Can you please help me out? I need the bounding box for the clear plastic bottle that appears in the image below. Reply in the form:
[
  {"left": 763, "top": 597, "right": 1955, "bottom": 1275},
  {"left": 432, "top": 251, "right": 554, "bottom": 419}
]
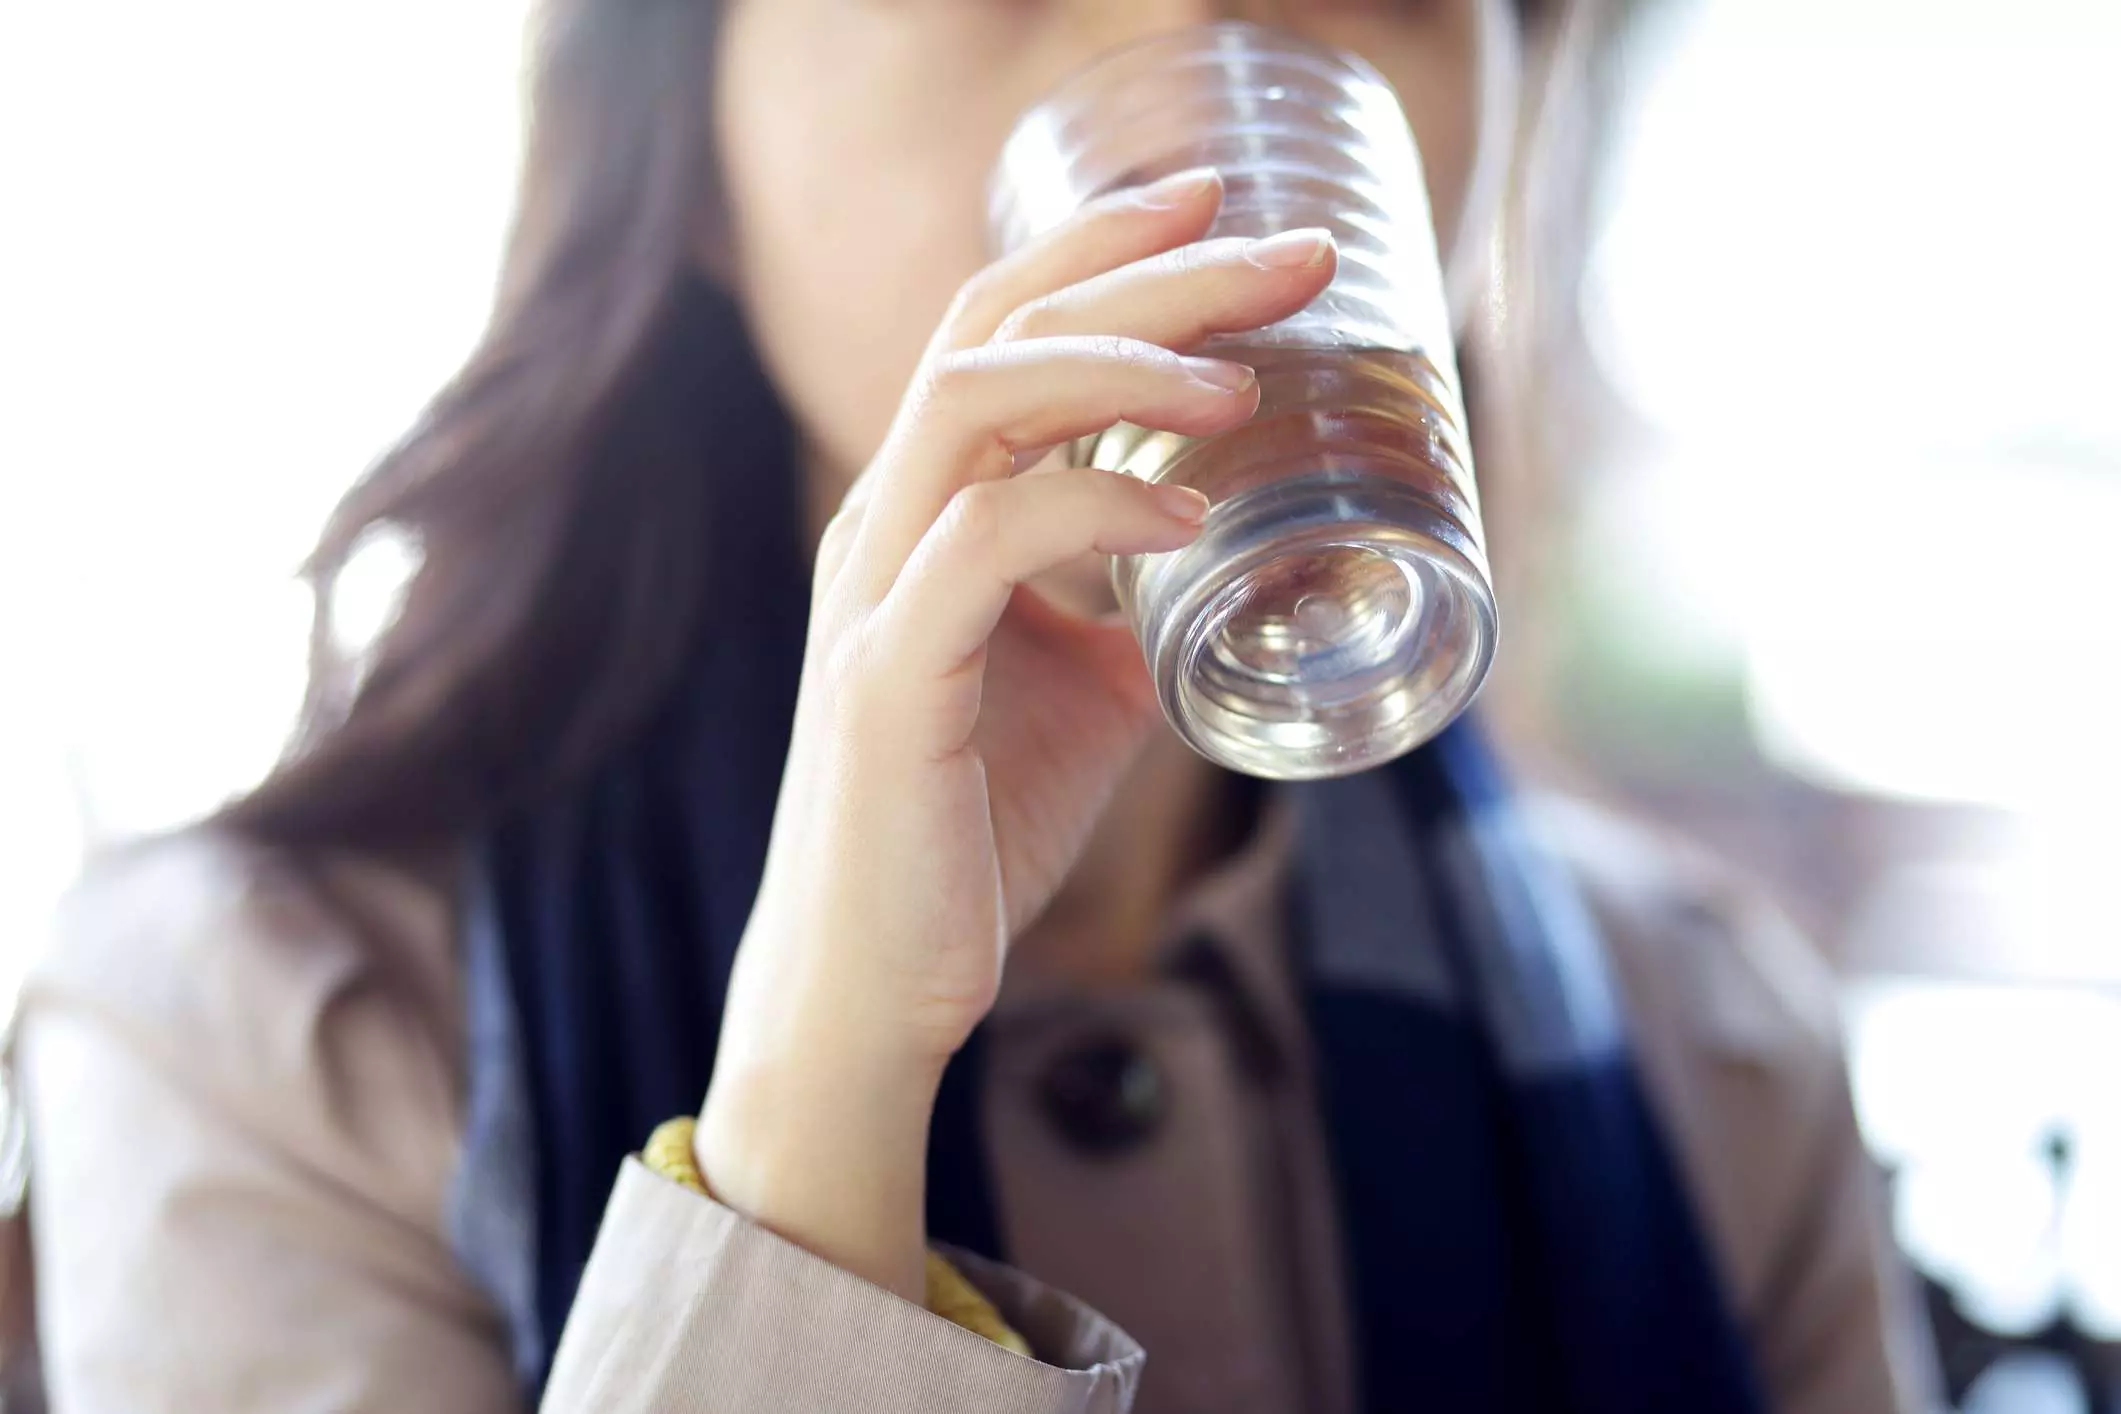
[{"left": 990, "top": 21, "right": 1497, "bottom": 780}]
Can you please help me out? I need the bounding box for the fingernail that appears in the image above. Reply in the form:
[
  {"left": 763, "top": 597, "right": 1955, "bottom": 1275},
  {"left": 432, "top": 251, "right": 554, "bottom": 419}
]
[
  {"left": 1245, "top": 228, "right": 1335, "bottom": 270},
  {"left": 1151, "top": 482, "right": 1211, "bottom": 523},
  {"left": 1180, "top": 356, "right": 1256, "bottom": 394},
  {"left": 1132, "top": 167, "right": 1220, "bottom": 209}
]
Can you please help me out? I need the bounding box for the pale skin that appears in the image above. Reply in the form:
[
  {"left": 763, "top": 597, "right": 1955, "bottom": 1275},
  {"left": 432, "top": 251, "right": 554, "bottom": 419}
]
[{"left": 697, "top": 0, "right": 1526, "bottom": 1304}]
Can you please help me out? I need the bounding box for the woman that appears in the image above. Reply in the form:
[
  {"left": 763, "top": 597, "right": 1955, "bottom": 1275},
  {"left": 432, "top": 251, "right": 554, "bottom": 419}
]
[{"left": 13, "top": 1, "right": 1935, "bottom": 1411}]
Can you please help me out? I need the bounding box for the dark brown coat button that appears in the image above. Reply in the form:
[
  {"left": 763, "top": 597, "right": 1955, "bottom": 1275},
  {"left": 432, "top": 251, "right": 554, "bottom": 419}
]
[{"left": 1037, "top": 1034, "right": 1166, "bottom": 1158}]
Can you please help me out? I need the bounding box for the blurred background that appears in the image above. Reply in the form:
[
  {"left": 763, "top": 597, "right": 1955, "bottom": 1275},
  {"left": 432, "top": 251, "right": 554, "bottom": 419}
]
[{"left": 2, "top": 1, "right": 2115, "bottom": 1409}]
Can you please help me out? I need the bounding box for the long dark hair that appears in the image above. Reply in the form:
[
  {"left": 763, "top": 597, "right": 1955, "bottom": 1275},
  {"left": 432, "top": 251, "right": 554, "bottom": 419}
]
[
  {"left": 226, "top": 0, "right": 759, "bottom": 849},
  {"left": 228, "top": 0, "right": 1627, "bottom": 854}
]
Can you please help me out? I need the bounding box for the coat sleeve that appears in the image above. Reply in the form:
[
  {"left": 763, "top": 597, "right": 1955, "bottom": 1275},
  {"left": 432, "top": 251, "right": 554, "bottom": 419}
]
[
  {"left": 1544, "top": 800, "right": 1943, "bottom": 1414},
  {"left": 18, "top": 834, "right": 521, "bottom": 1413},
  {"left": 18, "top": 833, "right": 1143, "bottom": 1414},
  {"left": 543, "top": 1160, "right": 1141, "bottom": 1412},
  {"left": 1734, "top": 1038, "right": 1940, "bottom": 1414}
]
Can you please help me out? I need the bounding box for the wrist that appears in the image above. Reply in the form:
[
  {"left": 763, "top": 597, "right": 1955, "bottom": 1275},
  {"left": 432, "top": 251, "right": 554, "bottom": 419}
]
[{"left": 696, "top": 1032, "right": 946, "bottom": 1302}]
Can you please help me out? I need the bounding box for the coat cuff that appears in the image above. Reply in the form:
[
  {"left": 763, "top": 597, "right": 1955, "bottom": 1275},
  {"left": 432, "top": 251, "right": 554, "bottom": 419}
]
[{"left": 542, "top": 1158, "right": 1143, "bottom": 1413}]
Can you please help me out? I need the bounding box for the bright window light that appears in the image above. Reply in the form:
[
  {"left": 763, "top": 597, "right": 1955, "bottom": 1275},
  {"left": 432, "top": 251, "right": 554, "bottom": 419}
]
[
  {"left": 1583, "top": 0, "right": 2121, "bottom": 811},
  {"left": 0, "top": 4, "right": 529, "bottom": 980}
]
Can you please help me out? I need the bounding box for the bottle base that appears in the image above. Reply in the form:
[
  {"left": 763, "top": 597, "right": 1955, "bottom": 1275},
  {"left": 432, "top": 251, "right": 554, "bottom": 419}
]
[{"left": 1131, "top": 470, "right": 1497, "bottom": 780}]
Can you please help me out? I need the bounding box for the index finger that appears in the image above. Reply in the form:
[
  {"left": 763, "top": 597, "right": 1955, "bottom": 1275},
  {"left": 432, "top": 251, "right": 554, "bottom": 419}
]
[{"left": 931, "top": 167, "right": 1225, "bottom": 355}]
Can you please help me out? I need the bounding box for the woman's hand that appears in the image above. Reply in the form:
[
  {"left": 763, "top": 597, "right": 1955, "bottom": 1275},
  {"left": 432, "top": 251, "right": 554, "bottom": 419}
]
[{"left": 697, "top": 169, "right": 1336, "bottom": 1298}]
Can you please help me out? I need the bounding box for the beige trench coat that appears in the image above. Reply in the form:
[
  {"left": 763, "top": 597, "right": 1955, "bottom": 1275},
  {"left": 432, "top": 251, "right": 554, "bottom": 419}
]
[{"left": 0, "top": 800, "right": 1938, "bottom": 1412}]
